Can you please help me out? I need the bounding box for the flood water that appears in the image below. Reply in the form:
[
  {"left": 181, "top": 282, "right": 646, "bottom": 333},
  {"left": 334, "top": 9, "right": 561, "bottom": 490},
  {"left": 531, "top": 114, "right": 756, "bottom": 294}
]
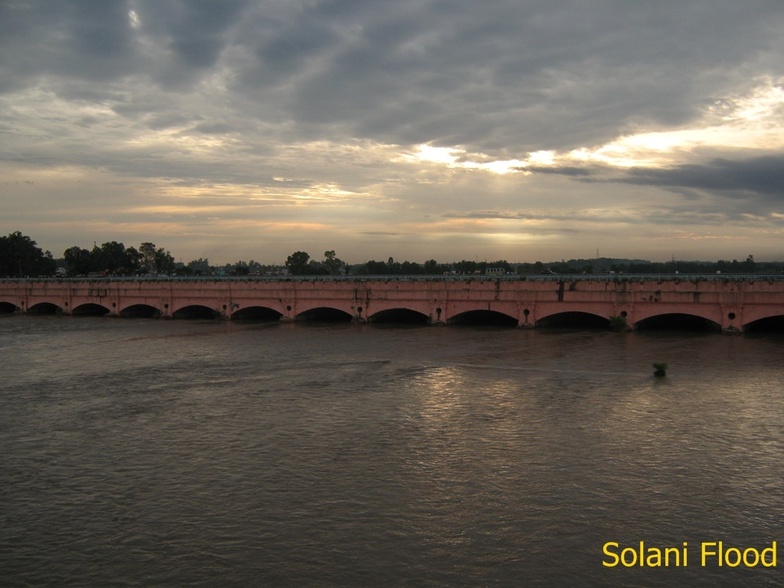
[{"left": 2, "top": 315, "right": 784, "bottom": 587}]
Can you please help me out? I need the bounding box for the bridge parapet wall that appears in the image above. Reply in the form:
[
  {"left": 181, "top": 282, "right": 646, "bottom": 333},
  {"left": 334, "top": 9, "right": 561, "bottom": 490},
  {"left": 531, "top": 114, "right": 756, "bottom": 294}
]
[{"left": 1, "top": 277, "right": 783, "bottom": 331}]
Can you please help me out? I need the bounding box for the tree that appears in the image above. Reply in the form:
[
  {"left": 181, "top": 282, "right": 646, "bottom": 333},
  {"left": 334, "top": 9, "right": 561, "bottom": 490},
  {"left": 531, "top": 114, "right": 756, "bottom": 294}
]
[
  {"left": 139, "top": 242, "right": 157, "bottom": 274},
  {"left": 424, "top": 259, "right": 441, "bottom": 274},
  {"left": 154, "top": 247, "right": 175, "bottom": 274},
  {"left": 285, "top": 251, "right": 311, "bottom": 275},
  {"left": 453, "top": 260, "right": 480, "bottom": 274},
  {"left": 232, "top": 261, "right": 250, "bottom": 275},
  {"left": 0, "top": 231, "right": 56, "bottom": 277},
  {"left": 400, "top": 261, "right": 422, "bottom": 274},
  {"left": 387, "top": 257, "right": 402, "bottom": 274},
  {"left": 360, "top": 260, "right": 388, "bottom": 274},
  {"left": 186, "top": 258, "right": 211, "bottom": 275},
  {"left": 247, "top": 260, "right": 263, "bottom": 275},
  {"left": 90, "top": 241, "right": 141, "bottom": 275},
  {"left": 139, "top": 242, "right": 175, "bottom": 274},
  {"left": 323, "top": 250, "right": 345, "bottom": 275},
  {"left": 63, "top": 246, "right": 93, "bottom": 276}
]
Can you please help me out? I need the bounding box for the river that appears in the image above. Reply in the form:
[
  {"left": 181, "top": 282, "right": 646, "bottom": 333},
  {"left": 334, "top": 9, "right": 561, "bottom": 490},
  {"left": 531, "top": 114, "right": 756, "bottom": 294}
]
[{"left": 1, "top": 316, "right": 783, "bottom": 587}]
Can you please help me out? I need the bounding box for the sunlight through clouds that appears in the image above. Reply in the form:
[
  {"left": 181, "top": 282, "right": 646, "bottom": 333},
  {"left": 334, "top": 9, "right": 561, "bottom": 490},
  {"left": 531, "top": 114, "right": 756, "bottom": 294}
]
[
  {"left": 1, "top": 2, "right": 783, "bottom": 263},
  {"left": 411, "top": 79, "right": 784, "bottom": 175},
  {"left": 564, "top": 78, "right": 784, "bottom": 168},
  {"left": 404, "top": 145, "right": 529, "bottom": 175}
]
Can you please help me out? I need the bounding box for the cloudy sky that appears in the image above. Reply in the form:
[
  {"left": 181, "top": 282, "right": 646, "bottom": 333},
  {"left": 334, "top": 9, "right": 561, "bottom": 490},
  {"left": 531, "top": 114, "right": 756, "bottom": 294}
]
[{"left": 2, "top": 0, "right": 783, "bottom": 264}]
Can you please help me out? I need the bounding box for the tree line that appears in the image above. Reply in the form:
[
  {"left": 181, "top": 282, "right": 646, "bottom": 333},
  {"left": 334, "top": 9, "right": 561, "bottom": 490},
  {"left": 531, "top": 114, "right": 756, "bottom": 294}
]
[
  {"left": 0, "top": 231, "right": 782, "bottom": 278},
  {"left": 0, "top": 232, "right": 56, "bottom": 278},
  {"left": 63, "top": 241, "right": 175, "bottom": 276},
  {"left": 0, "top": 232, "right": 175, "bottom": 277},
  {"left": 283, "top": 252, "right": 514, "bottom": 276}
]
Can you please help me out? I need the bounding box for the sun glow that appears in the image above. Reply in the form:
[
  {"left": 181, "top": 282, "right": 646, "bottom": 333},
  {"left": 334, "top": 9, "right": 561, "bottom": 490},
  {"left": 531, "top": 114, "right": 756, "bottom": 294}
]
[
  {"left": 564, "top": 78, "right": 784, "bottom": 168},
  {"left": 404, "top": 79, "right": 784, "bottom": 175},
  {"left": 407, "top": 144, "right": 528, "bottom": 174},
  {"left": 724, "top": 82, "right": 784, "bottom": 123}
]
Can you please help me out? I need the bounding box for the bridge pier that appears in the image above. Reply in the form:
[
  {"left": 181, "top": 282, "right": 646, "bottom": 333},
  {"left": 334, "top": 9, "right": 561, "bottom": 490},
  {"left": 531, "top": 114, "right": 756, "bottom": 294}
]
[
  {"left": 721, "top": 306, "right": 741, "bottom": 333},
  {"left": 517, "top": 307, "right": 533, "bottom": 328}
]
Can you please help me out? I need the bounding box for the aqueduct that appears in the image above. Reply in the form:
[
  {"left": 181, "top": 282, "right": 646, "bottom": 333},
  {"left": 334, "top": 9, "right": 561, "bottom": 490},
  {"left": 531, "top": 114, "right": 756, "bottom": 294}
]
[{"left": 2, "top": 276, "right": 784, "bottom": 332}]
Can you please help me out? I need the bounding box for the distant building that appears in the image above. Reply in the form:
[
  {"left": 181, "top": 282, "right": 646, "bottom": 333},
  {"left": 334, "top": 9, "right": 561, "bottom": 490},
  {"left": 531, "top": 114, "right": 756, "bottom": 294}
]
[{"left": 485, "top": 267, "right": 505, "bottom": 276}]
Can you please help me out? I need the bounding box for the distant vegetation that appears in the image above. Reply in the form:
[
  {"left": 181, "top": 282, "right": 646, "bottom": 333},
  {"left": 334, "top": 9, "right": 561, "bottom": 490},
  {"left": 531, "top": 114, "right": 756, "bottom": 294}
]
[
  {"left": 63, "top": 241, "right": 175, "bottom": 277},
  {"left": 0, "top": 231, "right": 55, "bottom": 278},
  {"left": 1, "top": 231, "right": 782, "bottom": 278}
]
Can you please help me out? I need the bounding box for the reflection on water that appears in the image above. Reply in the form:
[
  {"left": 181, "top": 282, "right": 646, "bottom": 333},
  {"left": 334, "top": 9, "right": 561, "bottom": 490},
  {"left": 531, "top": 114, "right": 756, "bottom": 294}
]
[{"left": 1, "top": 316, "right": 783, "bottom": 587}]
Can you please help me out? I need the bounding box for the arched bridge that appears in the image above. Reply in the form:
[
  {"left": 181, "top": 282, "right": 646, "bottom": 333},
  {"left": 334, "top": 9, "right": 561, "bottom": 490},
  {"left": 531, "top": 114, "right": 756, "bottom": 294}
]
[{"left": 2, "top": 276, "right": 784, "bottom": 332}]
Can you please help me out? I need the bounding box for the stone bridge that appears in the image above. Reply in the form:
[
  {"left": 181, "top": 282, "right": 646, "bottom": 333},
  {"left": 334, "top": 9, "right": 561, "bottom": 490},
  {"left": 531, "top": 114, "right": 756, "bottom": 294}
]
[{"left": 2, "top": 276, "right": 784, "bottom": 332}]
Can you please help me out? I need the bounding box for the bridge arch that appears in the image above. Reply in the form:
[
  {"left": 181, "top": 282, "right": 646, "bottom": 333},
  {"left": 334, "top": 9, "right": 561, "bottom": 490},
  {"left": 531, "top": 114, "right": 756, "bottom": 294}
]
[
  {"left": 232, "top": 306, "right": 283, "bottom": 321},
  {"left": 739, "top": 307, "right": 784, "bottom": 331},
  {"left": 119, "top": 304, "right": 160, "bottom": 318},
  {"left": 296, "top": 306, "right": 353, "bottom": 322},
  {"left": 72, "top": 302, "right": 111, "bottom": 316},
  {"left": 448, "top": 309, "right": 518, "bottom": 327},
  {"left": 743, "top": 315, "right": 784, "bottom": 333},
  {"left": 634, "top": 312, "right": 722, "bottom": 332},
  {"left": 27, "top": 302, "right": 63, "bottom": 315},
  {"left": 368, "top": 308, "right": 430, "bottom": 324},
  {"left": 535, "top": 311, "right": 610, "bottom": 329},
  {"left": 173, "top": 305, "right": 220, "bottom": 319},
  {"left": 0, "top": 301, "right": 19, "bottom": 314}
]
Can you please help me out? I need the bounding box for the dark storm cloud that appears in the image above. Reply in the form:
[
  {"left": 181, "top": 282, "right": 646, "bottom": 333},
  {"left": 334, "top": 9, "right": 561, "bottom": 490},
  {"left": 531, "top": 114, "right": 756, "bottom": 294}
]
[
  {"left": 135, "top": 0, "right": 250, "bottom": 71},
  {"left": 230, "top": 0, "right": 784, "bottom": 152},
  {"left": 0, "top": 1, "right": 140, "bottom": 89},
  {"left": 254, "top": 25, "right": 337, "bottom": 83},
  {"left": 2, "top": 0, "right": 782, "bottom": 154},
  {"left": 0, "top": 0, "right": 250, "bottom": 95},
  {"left": 524, "top": 166, "right": 596, "bottom": 177},
  {"left": 618, "top": 156, "right": 784, "bottom": 199}
]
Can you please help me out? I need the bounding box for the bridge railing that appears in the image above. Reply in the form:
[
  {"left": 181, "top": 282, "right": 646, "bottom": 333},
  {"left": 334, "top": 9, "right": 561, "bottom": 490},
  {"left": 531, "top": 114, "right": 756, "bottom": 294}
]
[{"left": 1, "top": 274, "right": 783, "bottom": 284}]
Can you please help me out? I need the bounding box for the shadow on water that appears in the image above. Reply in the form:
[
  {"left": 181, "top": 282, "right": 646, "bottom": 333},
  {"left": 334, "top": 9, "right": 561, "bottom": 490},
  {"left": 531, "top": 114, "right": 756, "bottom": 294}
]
[
  {"left": 71, "top": 303, "right": 111, "bottom": 317},
  {"left": 743, "top": 315, "right": 784, "bottom": 334},
  {"left": 367, "top": 308, "right": 430, "bottom": 325},
  {"left": 635, "top": 313, "right": 721, "bottom": 332},
  {"left": 296, "top": 308, "right": 353, "bottom": 322},
  {"left": 535, "top": 312, "right": 611, "bottom": 330},
  {"left": 25, "top": 302, "right": 62, "bottom": 315},
  {"left": 447, "top": 310, "right": 518, "bottom": 327},
  {"left": 172, "top": 305, "right": 221, "bottom": 320},
  {"left": 232, "top": 307, "right": 283, "bottom": 321}
]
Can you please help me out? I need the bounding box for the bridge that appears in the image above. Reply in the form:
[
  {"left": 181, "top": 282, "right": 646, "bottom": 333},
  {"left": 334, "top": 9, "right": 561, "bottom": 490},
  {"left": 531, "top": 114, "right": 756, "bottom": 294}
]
[{"left": 2, "top": 275, "right": 784, "bottom": 332}]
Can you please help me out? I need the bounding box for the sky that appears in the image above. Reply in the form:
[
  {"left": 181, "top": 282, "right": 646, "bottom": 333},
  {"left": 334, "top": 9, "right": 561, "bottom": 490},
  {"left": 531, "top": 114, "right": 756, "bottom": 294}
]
[{"left": 1, "top": 0, "right": 783, "bottom": 265}]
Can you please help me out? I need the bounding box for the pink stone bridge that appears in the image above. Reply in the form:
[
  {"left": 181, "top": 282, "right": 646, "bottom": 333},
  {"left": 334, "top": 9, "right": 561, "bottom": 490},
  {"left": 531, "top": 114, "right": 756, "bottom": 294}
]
[{"left": 2, "top": 276, "right": 784, "bottom": 332}]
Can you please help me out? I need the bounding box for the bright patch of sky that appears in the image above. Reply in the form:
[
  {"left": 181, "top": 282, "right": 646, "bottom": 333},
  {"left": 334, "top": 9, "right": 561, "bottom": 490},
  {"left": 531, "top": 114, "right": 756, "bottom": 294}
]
[{"left": 411, "top": 78, "right": 784, "bottom": 173}]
